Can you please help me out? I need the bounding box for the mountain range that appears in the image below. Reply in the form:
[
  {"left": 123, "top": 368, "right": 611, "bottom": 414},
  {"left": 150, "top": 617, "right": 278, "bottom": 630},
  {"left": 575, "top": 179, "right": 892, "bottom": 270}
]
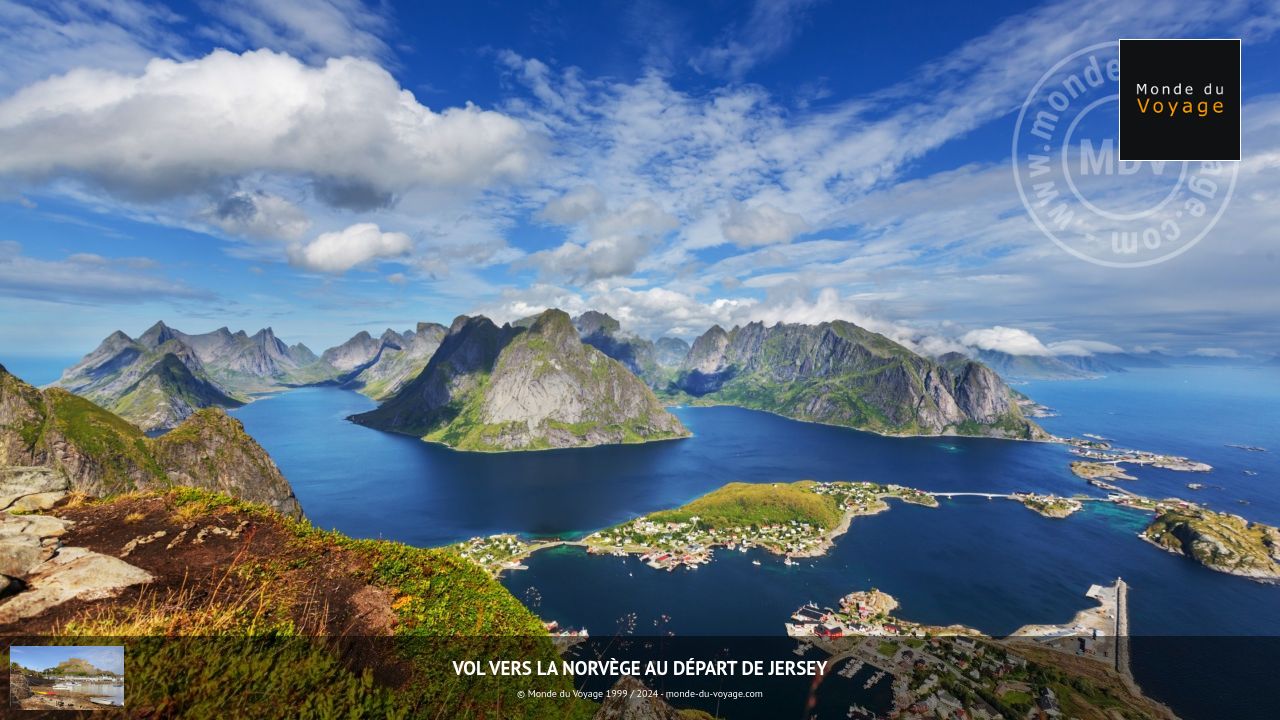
[
  {"left": 323, "top": 323, "right": 448, "bottom": 400},
  {"left": 351, "top": 309, "right": 689, "bottom": 451},
  {"left": 49, "top": 310, "right": 1060, "bottom": 447},
  {"left": 670, "top": 322, "right": 1045, "bottom": 439}
]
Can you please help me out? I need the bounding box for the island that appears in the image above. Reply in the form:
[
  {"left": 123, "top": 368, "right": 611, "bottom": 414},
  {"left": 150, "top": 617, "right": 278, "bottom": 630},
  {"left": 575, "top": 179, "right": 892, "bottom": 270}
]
[
  {"left": 1143, "top": 506, "right": 1280, "bottom": 582},
  {"left": 1069, "top": 462, "right": 1136, "bottom": 481},
  {"left": 582, "top": 481, "right": 937, "bottom": 569},
  {"left": 1014, "top": 493, "right": 1084, "bottom": 518}
]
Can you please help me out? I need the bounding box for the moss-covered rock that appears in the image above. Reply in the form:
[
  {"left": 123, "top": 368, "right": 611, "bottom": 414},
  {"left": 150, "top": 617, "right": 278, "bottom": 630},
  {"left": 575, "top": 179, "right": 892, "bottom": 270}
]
[{"left": 1144, "top": 506, "right": 1280, "bottom": 581}]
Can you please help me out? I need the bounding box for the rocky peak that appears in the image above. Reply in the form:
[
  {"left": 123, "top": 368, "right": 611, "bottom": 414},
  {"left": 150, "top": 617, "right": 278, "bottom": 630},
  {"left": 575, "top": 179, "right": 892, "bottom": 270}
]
[
  {"left": 574, "top": 310, "right": 621, "bottom": 337},
  {"left": 137, "top": 321, "right": 178, "bottom": 349},
  {"left": 683, "top": 324, "right": 730, "bottom": 374}
]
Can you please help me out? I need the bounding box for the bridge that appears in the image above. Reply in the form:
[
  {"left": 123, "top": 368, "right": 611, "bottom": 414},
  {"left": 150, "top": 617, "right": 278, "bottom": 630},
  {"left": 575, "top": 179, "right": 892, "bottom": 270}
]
[{"left": 931, "top": 492, "right": 1017, "bottom": 500}]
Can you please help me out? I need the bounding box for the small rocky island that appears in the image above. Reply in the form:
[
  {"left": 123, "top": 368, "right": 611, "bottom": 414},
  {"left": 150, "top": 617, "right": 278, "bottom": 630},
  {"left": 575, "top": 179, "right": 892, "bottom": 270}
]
[{"left": 1143, "top": 506, "right": 1280, "bottom": 582}]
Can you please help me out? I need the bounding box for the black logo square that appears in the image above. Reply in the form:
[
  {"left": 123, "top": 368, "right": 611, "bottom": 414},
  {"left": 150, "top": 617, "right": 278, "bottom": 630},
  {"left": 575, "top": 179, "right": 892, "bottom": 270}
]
[{"left": 1119, "top": 39, "right": 1240, "bottom": 161}]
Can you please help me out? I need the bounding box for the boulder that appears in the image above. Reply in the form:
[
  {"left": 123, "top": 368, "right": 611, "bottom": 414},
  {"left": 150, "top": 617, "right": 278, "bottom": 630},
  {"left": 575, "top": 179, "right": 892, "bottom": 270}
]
[{"left": 0, "top": 546, "right": 152, "bottom": 624}]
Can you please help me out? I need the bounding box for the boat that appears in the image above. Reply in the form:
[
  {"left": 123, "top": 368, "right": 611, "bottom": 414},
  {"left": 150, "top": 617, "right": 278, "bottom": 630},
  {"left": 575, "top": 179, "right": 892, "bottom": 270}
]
[{"left": 752, "top": 560, "right": 761, "bottom": 566}]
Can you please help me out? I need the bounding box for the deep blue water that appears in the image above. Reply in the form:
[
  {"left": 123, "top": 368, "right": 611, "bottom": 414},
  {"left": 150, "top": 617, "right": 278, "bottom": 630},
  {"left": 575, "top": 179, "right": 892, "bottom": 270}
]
[{"left": 227, "top": 366, "right": 1280, "bottom": 720}]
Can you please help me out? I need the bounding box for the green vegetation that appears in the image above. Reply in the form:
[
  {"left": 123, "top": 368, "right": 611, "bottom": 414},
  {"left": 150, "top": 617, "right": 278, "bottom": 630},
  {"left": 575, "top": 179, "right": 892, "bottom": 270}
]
[
  {"left": 648, "top": 481, "right": 843, "bottom": 530},
  {"left": 45, "top": 388, "right": 168, "bottom": 493},
  {"left": 1144, "top": 506, "right": 1280, "bottom": 579},
  {"left": 52, "top": 488, "right": 593, "bottom": 720}
]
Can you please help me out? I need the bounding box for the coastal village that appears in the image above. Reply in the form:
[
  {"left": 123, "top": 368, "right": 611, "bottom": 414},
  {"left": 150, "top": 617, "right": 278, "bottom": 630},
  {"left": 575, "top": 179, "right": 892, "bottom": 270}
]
[{"left": 779, "top": 580, "right": 1166, "bottom": 719}]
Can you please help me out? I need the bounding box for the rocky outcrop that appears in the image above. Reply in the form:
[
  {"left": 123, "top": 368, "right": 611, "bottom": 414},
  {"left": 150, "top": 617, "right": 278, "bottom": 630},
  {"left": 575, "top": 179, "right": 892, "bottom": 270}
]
[
  {"left": 1144, "top": 507, "right": 1280, "bottom": 582},
  {"left": 0, "top": 466, "right": 69, "bottom": 513},
  {"left": 1, "top": 365, "right": 303, "bottom": 518},
  {"left": 151, "top": 409, "right": 302, "bottom": 519},
  {"left": 0, "top": 529, "right": 153, "bottom": 624},
  {"left": 353, "top": 310, "right": 689, "bottom": 451},
  {"left": 673, "top": 321, "right": 1043, "bottom": 439},
  {"left": 593, "top": 676, "right": 683, "bottom": 720}
]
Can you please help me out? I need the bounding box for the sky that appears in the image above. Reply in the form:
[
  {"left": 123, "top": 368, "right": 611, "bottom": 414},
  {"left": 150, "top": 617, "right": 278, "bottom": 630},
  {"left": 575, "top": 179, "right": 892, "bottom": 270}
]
[
  {"left": 1, "top": 0, "right": 1278, "bottom": 362},
  {"left": 10, "top": 645, "right": 125, "bottom": 674}
]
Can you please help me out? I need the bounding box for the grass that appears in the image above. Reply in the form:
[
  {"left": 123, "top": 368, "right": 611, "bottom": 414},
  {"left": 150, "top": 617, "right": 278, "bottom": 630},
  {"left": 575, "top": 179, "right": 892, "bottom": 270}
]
[
  {"left": 46, "top": 488, "right": 596, "bottom": 719},
  {"left": 647, "top": 481, "right": 843, "bottom": 531}
]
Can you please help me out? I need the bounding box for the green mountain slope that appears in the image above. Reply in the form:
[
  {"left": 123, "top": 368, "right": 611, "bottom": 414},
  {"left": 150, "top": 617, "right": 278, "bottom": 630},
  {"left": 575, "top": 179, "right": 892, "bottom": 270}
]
[
  {"left": 1, "top": 365, "right": 300, "bottom": 516},
  {"left": 672, "top": 321, "right": 1044, "bottom": 439},
  {"left": 353, "top": 309, "right": 689, "bottom": 451}
]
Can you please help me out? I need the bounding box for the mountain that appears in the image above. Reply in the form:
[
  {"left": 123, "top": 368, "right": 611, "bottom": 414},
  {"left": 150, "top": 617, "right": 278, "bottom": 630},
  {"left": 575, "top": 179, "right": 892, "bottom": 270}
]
[
  {"left": 352, "top": 309, "right": 689, "bottom": 451},
  {"left": 670, "top": 322, "right": 1044, "bottom": 439},
  {"left": 327, "top": 323, "right": 449, "bottom": 400},
  {"left": 1, "top": 365, "right": 301, "bottom": 517},
  {"left": 654, "top": 337, "right": 691, "bottom": 367},
  {"left": 52, "top": 330, "right": 243, "bottom": 432},
  {"left": 52, "top": 322, "right": 338, "bottom": 431},
  {"left": 974, "top": 349, "right": 1102, "bottom": 381},
  {"left": 572, "top": 311, "right": 687, "bottom": 389}
]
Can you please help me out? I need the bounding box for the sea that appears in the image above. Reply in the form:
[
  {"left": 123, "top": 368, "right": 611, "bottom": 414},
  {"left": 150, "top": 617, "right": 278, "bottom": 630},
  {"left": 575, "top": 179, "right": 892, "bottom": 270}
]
[{"left": 4, "top": 355, "right": 1278, "bottom": 719}]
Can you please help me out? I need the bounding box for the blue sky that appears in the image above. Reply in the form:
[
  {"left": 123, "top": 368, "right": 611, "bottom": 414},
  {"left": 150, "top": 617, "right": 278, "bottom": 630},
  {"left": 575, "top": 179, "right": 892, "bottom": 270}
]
[
  {"left": 10, "top": 645, "right": 125, "bottom": 674},
  {"left": 1, "top": 0, "right": 1279, "bottom": 363}
]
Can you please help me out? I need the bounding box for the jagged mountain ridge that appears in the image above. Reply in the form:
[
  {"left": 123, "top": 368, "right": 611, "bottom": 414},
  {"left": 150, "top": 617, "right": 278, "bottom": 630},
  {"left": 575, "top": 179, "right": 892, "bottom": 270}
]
[
  {"left": 673, "top": 321, "right": 1044, "bottom": 439},
  {"left": 352, "top": 309, "right": 689, "bottom": 451},
  {"left": 327, "top": 323, "right": 449, "bottom": 400},
  {"left": 52, "top": 321, "right": 335, "bottom": 432}
]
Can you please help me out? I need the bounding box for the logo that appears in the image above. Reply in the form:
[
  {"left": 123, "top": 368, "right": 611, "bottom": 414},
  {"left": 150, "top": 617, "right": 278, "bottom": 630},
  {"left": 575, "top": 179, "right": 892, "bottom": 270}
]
[{"left": 1013, "top": 42, "right": 1237, "bottom": 268}]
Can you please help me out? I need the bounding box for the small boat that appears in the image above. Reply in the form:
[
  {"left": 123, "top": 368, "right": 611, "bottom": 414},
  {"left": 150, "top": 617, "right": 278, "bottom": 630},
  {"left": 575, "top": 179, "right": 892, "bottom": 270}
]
[{"left": 752, "top": 560, "right": 761, "bottom": 566}]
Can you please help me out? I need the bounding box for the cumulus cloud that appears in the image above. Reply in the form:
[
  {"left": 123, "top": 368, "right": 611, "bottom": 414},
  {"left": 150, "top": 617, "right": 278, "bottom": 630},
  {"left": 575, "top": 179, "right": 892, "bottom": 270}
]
[
  {"left": 539, "top": 186, "right": 606, "bottom": 224},
  {"left": 287, "top": 223, "right": 412, "bottom": 273},
  {"left": 720, "top": 202, "right": 810, "bottom": 247},
  {"left": 526, "top": 199, "right": 677, "bottom": 282},
  {"left": 203, "top": 191, "right": 311, "bottom": 241},
  {"left": 0, "top": 49, "right": 537, "bottom": 205},
  {"left": 960, "top": 326, "right": 1052, "bottom": 356}
]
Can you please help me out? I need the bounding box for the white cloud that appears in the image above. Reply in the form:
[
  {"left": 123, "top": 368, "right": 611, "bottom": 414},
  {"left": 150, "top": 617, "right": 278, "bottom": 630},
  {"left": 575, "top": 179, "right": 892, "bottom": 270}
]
[
  {"left": 0, "top": 240, "right": 208, "bottom": 303},
  {"left": 1189, "top": 347, "right": 1242, "bottom": 358},
  {"left": 202, "top": 191, "right": 311, "bottom": 241},
  {"left": 1046, "top": 339, "right": 1125, "bottom": 357},
  {"left": 199, "top": 0, "right": 395, "bottom": 65},
  {"left": 960, "top": 326, "right": 1052, "bottom": 356},
  {"left": 720, "top": 202, "right": 810, "bottom": 247},
  {"left": 526, "top": 198, "right": 677, "bottom": 282},
  {"left": 539, "top": 186, "right": 606, "bottom": 224},
  {"left": 287, "top": 223, "right": 412, "bottom": 273},
  {"left": 691, "top": 0, "right": 821, "bottom": 78},
  {"left": 0, "top": 49, "right": 537, "bottom": 206}
]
